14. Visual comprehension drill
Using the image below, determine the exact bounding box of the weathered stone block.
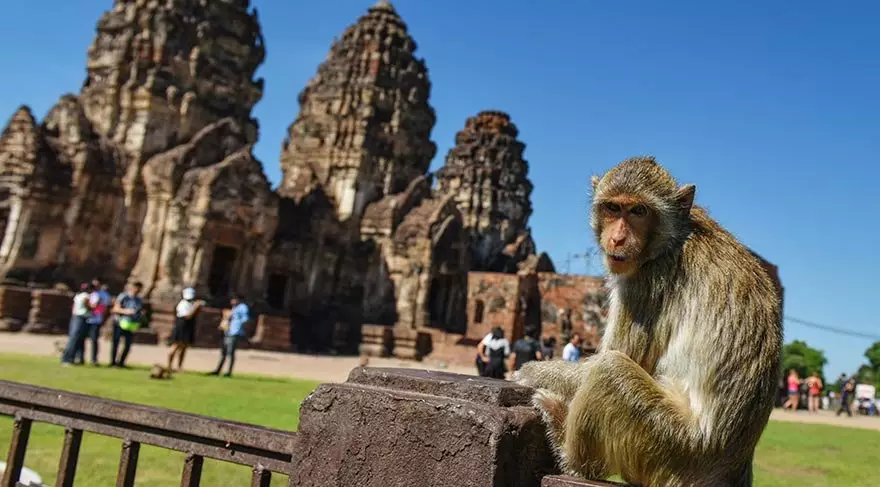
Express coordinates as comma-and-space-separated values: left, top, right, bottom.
0, 286, 32, 331
289, 367, 557, 487
23, 289, 72, 334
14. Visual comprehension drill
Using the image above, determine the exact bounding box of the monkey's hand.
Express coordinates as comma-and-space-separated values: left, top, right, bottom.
512, 360, 587, 403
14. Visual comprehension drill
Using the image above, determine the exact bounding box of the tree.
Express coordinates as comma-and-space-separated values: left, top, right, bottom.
781, 340, 828, 384
864, 341, 880, 373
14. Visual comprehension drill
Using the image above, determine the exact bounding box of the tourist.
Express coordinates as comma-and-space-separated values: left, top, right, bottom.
806, 371, 823, 413
510, 325, 543, 372
562, 333, 582, 362
540, 336, 556, 360
836, 377, 855, 417
78, 279, 112, 366
167, 287, 203, 372
61, 283, 93, 366
781, 369, 801, 411
109, 281, 144, 368
210, 295, 250, 377
475, 327, 510, 379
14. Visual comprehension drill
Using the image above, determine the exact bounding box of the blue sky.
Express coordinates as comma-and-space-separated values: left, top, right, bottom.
1, 0, 877, 376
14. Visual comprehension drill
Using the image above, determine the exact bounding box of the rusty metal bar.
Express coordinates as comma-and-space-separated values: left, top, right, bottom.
116, 439, 139, 487
54, 427, 83, 487
1, 416, 31, 487
0, 379, 297, 474
251, 464, 271, 487
181, 453, 203, 487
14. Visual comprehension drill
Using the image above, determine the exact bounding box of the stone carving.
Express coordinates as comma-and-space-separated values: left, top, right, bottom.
278, 0, 436, 220
0, 0, 274, 307
436, 110, 537, 272
0, 0, 613, 366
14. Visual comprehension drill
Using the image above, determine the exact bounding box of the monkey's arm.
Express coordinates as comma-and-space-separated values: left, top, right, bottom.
556, 350, 710, 485
513, 359, 588, 403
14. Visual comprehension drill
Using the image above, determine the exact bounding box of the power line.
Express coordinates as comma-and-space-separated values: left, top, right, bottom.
784, 316, 880, 341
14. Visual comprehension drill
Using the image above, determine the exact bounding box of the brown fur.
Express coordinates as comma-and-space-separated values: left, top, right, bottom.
515, 156, 782, 486
149, 363, 172, 380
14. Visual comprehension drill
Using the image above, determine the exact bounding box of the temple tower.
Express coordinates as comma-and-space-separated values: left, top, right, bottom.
278, 0, 437, 221
436, 110, 535, 272
81, 0, 265, 165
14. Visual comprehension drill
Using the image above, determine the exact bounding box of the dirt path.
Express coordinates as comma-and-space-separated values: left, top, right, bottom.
3, 332, 879, 431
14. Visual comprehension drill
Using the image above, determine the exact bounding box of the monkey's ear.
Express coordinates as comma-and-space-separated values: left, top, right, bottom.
591, 175, 600, 192
675, 184, 696, 210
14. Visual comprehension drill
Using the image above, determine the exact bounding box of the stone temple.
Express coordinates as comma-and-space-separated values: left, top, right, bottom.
0, 0, 783, 364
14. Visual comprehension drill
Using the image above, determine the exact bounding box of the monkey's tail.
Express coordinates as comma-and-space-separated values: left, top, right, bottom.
533, 389, 569, 456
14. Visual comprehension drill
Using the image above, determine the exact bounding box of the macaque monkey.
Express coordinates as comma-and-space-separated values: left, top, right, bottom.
514, 157, 782, 486
149, 363, 172, 380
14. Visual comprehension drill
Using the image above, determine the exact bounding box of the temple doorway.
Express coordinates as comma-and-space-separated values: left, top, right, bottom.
266, 273, 289, 309
208, 245, 237, 297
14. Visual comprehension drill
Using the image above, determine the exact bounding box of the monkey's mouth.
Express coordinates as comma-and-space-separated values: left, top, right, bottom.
609, 255, 628, 263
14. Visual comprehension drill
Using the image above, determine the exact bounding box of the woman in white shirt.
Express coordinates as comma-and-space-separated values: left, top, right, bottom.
477, 327, 511, 379
166, 287, 203, 371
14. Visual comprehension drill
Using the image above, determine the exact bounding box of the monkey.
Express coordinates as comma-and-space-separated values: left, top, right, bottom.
149, 363, 173, 380
513, 156, 782, 486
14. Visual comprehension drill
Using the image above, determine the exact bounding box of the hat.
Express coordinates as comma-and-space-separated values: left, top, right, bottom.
182, 287, 196, 300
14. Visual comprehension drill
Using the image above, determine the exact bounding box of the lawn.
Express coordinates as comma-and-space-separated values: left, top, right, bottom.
0, 353, 318, 486
1, 353, 879, 487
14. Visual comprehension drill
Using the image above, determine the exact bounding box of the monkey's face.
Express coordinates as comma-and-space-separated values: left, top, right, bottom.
595, 196, 654, 277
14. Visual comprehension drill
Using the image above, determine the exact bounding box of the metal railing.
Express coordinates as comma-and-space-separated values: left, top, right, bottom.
0, 380, 298, 487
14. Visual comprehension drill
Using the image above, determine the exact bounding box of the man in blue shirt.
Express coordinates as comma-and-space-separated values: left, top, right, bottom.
210, 295, 250, 377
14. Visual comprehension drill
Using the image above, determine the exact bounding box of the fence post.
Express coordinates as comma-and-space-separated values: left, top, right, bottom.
288, 367, 558, 487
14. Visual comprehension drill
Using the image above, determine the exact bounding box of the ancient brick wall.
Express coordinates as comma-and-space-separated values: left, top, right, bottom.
24, 289, 73, 334
466, 272, 524, 343
537, 273, 606, 352
0, 286, 32, 331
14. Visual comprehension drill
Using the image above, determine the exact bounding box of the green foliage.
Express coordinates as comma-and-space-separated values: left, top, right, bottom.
781, 340, 828, 384
865, 341, 880, 372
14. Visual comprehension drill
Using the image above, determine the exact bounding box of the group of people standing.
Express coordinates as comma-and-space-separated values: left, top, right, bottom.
475, 326, 586, 379
782, 369, 862, 416
61, 280, 144, 368
61, 281, 251, 377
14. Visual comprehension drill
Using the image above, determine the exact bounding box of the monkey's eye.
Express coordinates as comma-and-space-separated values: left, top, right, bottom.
602, 202, 621, 213
629, 204, 648, 217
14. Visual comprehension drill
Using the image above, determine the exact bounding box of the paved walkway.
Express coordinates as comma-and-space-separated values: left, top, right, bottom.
769, 408, 880, 431
0, 332, 477, 383
2, 332, 879, 431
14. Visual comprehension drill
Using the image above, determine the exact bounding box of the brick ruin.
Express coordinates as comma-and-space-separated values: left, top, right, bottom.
0, 0, 783, 366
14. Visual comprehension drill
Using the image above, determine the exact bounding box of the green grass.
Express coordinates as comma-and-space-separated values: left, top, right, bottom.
0, 353, 318, 486
1, 353, 879, 486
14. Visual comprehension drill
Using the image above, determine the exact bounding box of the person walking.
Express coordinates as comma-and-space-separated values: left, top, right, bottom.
510, 325, 543, 372
61, 283, 93, 366
806, 371, 823, 413
109, 282, 144, 368
210, 295, 249, 377
167, 287, 203, 372
836, 377, 856, 417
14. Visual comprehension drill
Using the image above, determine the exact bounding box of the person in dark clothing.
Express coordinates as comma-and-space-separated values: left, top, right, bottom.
510, 326, 543, 372
540, 336, 556, 361
110, 282, 144, 368
477, 327, 510, 379
837, 377, 856, 417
